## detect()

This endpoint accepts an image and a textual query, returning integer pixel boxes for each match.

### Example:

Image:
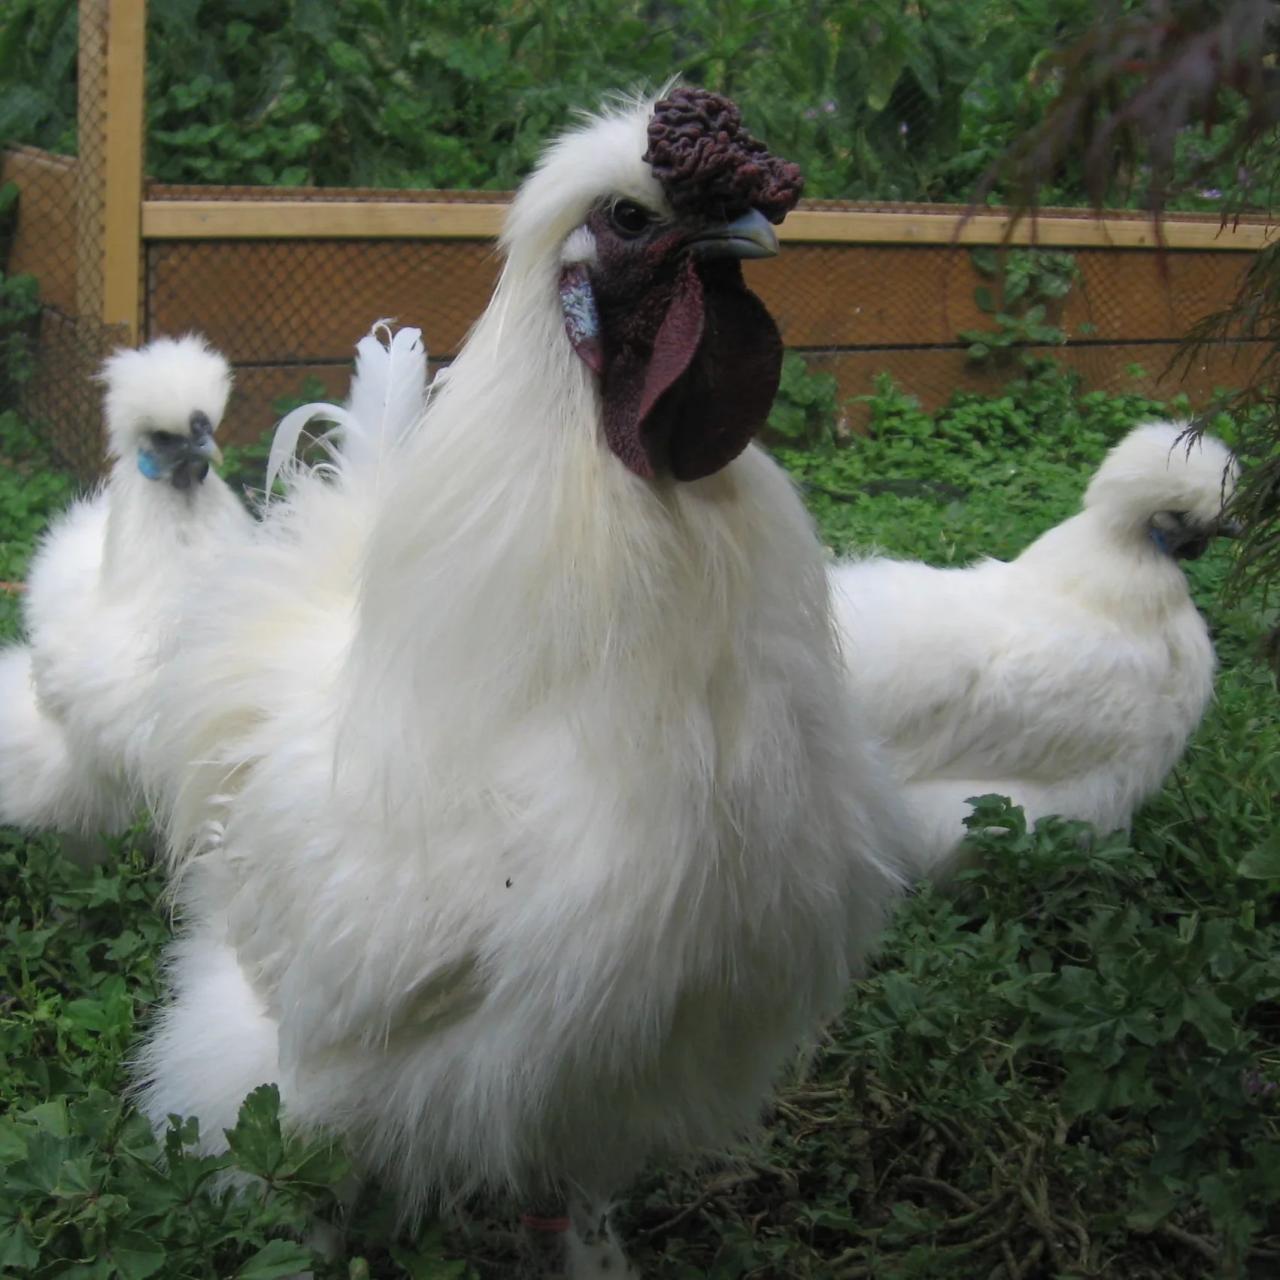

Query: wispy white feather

[263,400,350,501]
[264,322,428,500]
[342,323,428,474]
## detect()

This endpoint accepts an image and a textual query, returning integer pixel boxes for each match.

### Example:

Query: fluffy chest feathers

[99,463,247,593]
[141,92,911,1212]
[208,433,858,1036]
[150,412,897,1202]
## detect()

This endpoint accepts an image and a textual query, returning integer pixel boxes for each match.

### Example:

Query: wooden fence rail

[139,197,1279,251]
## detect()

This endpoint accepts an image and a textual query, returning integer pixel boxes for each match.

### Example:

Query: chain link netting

[2,0,127,479]
[0,4,1266,476]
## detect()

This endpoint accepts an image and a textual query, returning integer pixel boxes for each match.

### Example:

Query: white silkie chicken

[0,335,246,837]
[136,89,912,1276]
[830,421,1239,883]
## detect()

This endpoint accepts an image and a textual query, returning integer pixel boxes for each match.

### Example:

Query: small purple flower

[1237,165,1253,188]
[823,100,837,115]
[1199,187,1223,200]
[1242,1069,1278,1099]
[803,108,818,120]
[899,121,909,136]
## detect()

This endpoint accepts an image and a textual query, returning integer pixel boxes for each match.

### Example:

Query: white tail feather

[343,322,428,471]
[264,321,428,500]
[264,401,352,499]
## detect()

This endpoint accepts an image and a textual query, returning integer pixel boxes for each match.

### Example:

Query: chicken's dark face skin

[1149,508,1242,561]
[136,410,221,491]
[561,197,785,482]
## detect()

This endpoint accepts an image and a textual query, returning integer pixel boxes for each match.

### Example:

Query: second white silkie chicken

[830,422,1239,882]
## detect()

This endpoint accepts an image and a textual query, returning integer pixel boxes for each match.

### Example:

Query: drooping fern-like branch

[986,1,1280,616]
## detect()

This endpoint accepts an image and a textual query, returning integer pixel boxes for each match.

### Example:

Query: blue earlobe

[559,264,604,375]
[137,448,165,481]
[1148,525,1170,556]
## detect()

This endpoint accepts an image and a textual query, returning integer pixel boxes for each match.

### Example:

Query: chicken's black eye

[148,430,184,448]
[608,200,653,238]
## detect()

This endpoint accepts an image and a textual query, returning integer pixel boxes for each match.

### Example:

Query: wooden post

[77,0,145,346]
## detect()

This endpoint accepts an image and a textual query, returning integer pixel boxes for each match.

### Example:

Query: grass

[1,365,1278,1279]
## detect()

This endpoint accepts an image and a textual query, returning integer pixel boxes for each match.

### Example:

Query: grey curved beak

[187,410,223,466]
[687,208,780,261]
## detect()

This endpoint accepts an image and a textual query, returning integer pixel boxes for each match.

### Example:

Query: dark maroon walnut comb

[643,87,804,225]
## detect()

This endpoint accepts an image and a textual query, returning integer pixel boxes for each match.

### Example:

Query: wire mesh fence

[0,0,1273,480]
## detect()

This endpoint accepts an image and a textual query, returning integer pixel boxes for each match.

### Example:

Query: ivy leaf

[235,1239,316,1280]
[279,1138,352,1190]
[26,1099,71,1138]
[0,1223,40,1270]
[1238,835,1280,879]
[0,1119,29,1164]
[224,1084,286,1181]
[389,1227,469,1279]
[108,1232,167,1280]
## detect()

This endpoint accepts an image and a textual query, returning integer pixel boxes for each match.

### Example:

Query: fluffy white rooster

[830,421,1239,882]
[136,89,912,1274]
[0,335,246,838]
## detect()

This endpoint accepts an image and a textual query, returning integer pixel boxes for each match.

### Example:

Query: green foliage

[0,0,1096,201]
[0,830,377,1277]
[958,247,1082,368]
[1,0,1268,208]
[776,362,1177,560]
[765,353,846,448]
[0,181,41,401]
[0,267,39,397]
[0,407,73,637]
[0,0,77,155]
[773,784,1280,1277]
[983,2,1280,220]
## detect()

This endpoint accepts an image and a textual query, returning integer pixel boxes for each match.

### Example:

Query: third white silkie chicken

[830,421,1239,882]
[0,335,248,836]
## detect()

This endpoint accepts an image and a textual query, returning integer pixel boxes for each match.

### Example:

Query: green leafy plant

[0,182,41,406]
[0,408,72,633]
[0,0,1114,202]
[765,353,846,448]
[958,247,1081,368]
[0,1082,351,1279]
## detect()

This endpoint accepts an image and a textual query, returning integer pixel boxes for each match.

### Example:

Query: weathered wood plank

[751,245,1251,347]
[140,196,1278,251]
[145,239,500,361]
[146,238,1251,361]
[100,0,146,340]
[2,148,78,315]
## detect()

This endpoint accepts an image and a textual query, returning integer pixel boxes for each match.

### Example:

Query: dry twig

[637,1171,761,1241]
